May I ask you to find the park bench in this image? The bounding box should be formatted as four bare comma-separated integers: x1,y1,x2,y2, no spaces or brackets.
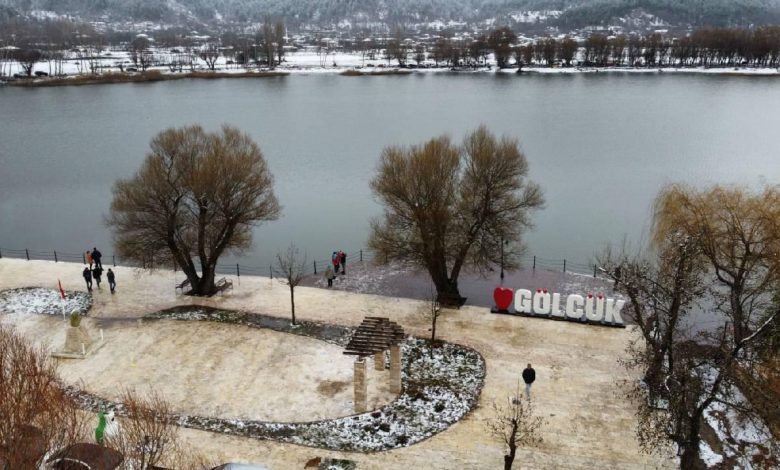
175,278,191,294
215,277,233,296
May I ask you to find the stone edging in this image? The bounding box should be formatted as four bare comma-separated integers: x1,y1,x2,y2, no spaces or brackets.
69,306,487,452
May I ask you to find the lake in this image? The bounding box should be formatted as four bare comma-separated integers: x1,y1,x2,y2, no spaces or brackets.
1,72,779,272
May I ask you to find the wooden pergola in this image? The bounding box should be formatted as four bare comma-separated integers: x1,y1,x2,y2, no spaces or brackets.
343,317,405,357
344,317,405,412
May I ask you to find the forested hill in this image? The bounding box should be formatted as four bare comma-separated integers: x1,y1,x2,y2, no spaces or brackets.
2,0,780,28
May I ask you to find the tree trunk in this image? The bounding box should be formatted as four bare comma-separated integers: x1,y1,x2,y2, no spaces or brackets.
290,285,296,325
434,278,463,307
430,315,437,358
680,419,704,470
504,441,516,470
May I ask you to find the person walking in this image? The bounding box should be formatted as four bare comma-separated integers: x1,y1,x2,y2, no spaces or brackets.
340,251,347,275
92,247,103,269
324,265,335,287
85,250,93,269
92,266,103,289
82,267,93,292
107,268,116,293
332,251,340,275
522,364,536,400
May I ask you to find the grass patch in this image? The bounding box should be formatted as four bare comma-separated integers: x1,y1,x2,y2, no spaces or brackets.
9,69,288,87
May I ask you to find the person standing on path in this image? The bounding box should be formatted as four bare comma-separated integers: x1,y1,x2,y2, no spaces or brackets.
107,268,116,293
324,265,335,287
522,364,536,400
92,266,103,289
92,247,103,269
340,251,347,275
82,267,93,292
85,250,93,269
332,251,340,275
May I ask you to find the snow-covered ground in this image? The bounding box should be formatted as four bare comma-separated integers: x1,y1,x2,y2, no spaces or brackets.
703,384,776,469
0,287,91,316
68,307,486,452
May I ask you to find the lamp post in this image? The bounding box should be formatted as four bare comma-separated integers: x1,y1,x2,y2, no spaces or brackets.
500,237,505,282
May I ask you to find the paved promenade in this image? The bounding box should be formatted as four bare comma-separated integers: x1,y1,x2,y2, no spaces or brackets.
0,258,674,469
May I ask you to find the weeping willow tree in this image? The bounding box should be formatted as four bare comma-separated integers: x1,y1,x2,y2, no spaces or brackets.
108,125,280,296
368,126,544,305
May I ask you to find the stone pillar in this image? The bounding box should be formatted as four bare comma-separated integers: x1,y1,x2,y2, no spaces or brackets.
354,358,367,413
374,351,384,371
389,344,402,394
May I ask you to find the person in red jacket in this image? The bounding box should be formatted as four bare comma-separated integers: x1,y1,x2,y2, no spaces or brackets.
332,251,340,274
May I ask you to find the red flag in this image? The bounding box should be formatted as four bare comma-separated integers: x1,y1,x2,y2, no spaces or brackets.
58,279,66,299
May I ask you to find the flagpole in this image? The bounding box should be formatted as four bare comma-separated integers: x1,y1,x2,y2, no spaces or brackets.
58,279,66,321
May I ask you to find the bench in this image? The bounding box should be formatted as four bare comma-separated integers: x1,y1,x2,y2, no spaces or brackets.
175,278,191,294
215,277,233,296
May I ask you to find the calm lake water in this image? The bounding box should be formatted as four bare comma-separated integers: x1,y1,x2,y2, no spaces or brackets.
1,73,779,271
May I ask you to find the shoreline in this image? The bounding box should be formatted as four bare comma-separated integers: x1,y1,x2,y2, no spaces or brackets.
3,63,778,88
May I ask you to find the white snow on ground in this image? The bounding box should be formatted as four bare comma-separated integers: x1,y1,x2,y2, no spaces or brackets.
0,287,91,316
700,440,724,467
703,383,775,469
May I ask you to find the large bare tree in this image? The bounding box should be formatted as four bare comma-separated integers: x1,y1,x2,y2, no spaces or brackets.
369,126,543,305
108,125,280,296
601,185,780,468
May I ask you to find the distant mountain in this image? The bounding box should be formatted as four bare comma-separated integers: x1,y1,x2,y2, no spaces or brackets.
2,0,780,28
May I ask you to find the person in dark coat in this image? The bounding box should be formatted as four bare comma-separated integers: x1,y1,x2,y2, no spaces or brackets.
107,268,116,293
522,364,536,400
92,266,103,289
92,247,103,269
340,251,347,275
82,267,93,292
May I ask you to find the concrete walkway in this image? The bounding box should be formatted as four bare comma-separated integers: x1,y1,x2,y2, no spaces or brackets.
0,258,675,469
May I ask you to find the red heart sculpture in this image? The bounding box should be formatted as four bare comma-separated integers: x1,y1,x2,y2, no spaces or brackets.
493,287,514,311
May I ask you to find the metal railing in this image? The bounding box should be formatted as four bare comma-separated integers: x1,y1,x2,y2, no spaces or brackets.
0,245,603,280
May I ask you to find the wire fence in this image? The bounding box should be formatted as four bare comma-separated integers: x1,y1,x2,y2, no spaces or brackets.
0,245,604,280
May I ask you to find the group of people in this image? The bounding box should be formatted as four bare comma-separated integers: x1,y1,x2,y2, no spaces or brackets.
81,247,116,293
324,250,347,287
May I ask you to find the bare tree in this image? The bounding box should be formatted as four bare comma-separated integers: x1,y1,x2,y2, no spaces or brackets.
600,185,780,468
108,125,280,296
199,45,219,70
0,325,90,469
485,385,545,470
488,27,517,68
274,21,286,66
274,243,307,325
419,286,443,358
558,36,578,66
369,126,544,305
12,48,42,77
112,388,217,469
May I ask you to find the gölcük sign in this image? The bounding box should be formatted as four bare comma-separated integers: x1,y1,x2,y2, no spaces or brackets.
492,287,626,328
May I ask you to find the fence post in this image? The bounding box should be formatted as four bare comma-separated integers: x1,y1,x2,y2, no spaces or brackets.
236,263,240,278
270,265,273,280
360,249,363,262
25,249,29,261
313,260,317,274
54,251,58,263
563,259,566,273
593,264,597,278
113,255,116,267
82,252,86,264
0,247,3,259
532,255,536,270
